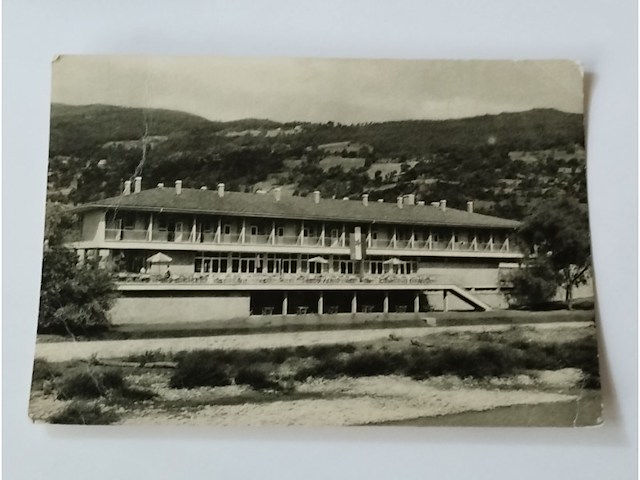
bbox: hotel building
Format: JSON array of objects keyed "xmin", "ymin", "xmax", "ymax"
[{"xmin": 69, "ymin": 177, "xmax": 523, "ymax": 324}]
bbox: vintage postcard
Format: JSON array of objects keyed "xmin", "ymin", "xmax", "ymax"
[{"xmin": 30, "ymin": 57, "xmax": 600, "ymax": 426}]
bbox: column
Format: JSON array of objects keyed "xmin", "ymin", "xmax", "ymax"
[
  {"xmin": 443, "ymin": 289, "xmax": 449, "ymax": 312},
  {"xmin": 148, "ymin": 213, "xmax": 154, "ymax": 241},
  {"xmin": 282, "ymin": 292, "xmax": 288, "ymax": 316},
  {"xmin": 318, "ymin": 292, "xmax": 324, "ymax": 315},
  {"xmin": 414, "ymin": 292, "xmax": 420, "ymax": 313},
  {"xmin": 383, "ymin": 292, "xmax": 389, "ymax": 313},
  {"xmin": 271, "ymin": 222, "xmax": 276, "ymax": 245},
  {"xmin": 240, "ymin": 219, "xmax": 246, "ymax": 244},
  {"xmin": 97, "ymin": 212, "xmax": 106, "ymax": 242},
  {"xmin": 351, "ymin": 291, "xmax": 357, "ymax": 314},
  {"xmin": 216, "ymin": 218, "xmax": 222, "ymax": 243}
]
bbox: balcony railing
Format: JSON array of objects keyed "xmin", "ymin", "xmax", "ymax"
[
  {"xmin": 115, "ymin": 272, "xmax": 436, "ymax": 285},
  {"xmin": 104, "ymin": 228, "xmax": 515, "ymax": 253}
]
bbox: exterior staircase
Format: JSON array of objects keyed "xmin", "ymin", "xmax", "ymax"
[{"xmin": 423, "ymin": 284, "xmax": 493, "ymax": 312}]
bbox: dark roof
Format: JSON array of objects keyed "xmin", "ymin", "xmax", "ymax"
[{"xmin": 73, "ymin": 188, "xmax": 520, "ymax": 229}]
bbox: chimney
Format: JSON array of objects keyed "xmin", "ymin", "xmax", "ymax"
[
  {"xmin": 417, "ymin": 201, "xmax": 425, "ymax": 206},
  {"xmin": 313, "ymin": 191, "xmax": 321, "ymax": 204},
  {"xmin": 430, "ymin": 202, "xmax": 439, "ymax": 207},
  {"xmin": 466, "ymin": 201, "xmax": 474, "ymax": 213},
  {"xmin": 397, "ymin": 196, "xmax": 403, "ymax": 209},
  {"xmin": 123, "ymin": 180, "xmax": 131, "ymax": 195},
  {"xmin": 175, "ymin": 180, "xmax": 183, "ymax": 195},
  {"xmin": 134, "ymin": 176, "xmax": 142, "ymax": 193},
  {"xmin": 362, "ymin": 194, "xmax": 369, "ymax": 206},
  {"xmin": 439, "ymin": 199, "xmax": 447, "ymax": 212},
  {"xmin": 200, "ymin": 186, "xmax": 208, "ymax": 190},
  {"xmin": 274, "ymin": 187, "xmax": 281, "ymax": 202},
  {"xmin": 157, "ymin": 183, "xmax": 164, "ymax": 188},
  {"xmin": 405, "ymin": 194, "xmax": 415, "ymax": 205},
  {"xmin": 217, "ymin": 183, "xmax": 225, "ymax": 198}
]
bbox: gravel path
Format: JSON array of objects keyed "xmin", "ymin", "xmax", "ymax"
[
  {"xmin": 119, "ymin": 375, "xmax": 578, "ymax": 426},
  {"xmin": 34, "ymin": 321, "xmax": 593, "ymax": 362}
]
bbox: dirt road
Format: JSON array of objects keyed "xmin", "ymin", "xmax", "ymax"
[{"xmin": 34, "ymin": 321, "xmax": 593, "ymax": 362}]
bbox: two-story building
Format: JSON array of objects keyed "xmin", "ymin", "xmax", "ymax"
[{"xmin": 69, "ymin": 177, "xmax": 523, "ymax": 324}]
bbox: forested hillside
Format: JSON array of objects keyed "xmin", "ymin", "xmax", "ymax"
[{"xmin": 47, "ymin": 103, "xmax": 587, "ymax": 220}]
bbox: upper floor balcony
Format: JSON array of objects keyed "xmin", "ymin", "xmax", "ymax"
[{"xmin": 104, "ymin": 227, "xmax": 517, "ymax": 255}]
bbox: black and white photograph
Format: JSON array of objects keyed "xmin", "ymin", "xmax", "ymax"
[{"xmin": 29, "ymin": 56, "xmax": 600, "ymax": 426}]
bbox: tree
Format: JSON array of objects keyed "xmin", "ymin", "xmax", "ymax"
[
  {"xmin": 518, "ymin": 196, "xmax": 591, "ymax": 309},
  {"xmin": 43, "ymin": 202, "xmax": 79, "ymax": 246},
  {"xmin": 38, "ymin": 206, "xmax": 117, "ymax": 335},
  {"xmin": 508, "ymin": 257, "xmax": 558, "ymax": 307}
]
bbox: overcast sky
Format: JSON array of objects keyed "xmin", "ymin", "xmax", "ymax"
[{"xmin": 51, "ymin": 56, "xmax": 583, "ymax": 123}]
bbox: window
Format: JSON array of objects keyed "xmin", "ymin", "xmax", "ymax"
[
  {"xmin": 240, "ymin": 258, "xmax": 256, "ymax": 273},
  {"xmin": 302, "ymin": 227, "xmax": 310, "ymax": 237},
  {"xmin": 370, "ymin": 261, "xmax": 384, "ymax": 274},
  {"xmin": 250, "ymin": 225, "xmax": 258, "ymax": 236},
  {"xmin": 266, "ymin": 258, "xmax": 278, "ymax": 273},
  {"xmin": 194, "ymin": 255, "xmax": 229, "ymax": 273},
  {"xmin": 432, "ymin": 233, "xmax": 439, "ymax": 243},
  {"xmin": 330, "ymin": 229, "xmax": 339, "ymax": 238},
  {"xmin": 339, "ymin": 260, "xmax": 354, "ymax": 274},
  {"xmin": 123, "ymin": 215, "xmax": 135, "ymax": 230},
  {"xmin": 277, "ymin": 227, "xmax": 285, "ymax": 237},
  {"xmin": 372, "ymin": 232, "xmax": 378, "ymax": 240},
  {"xmin": 282, "ymin": 258, "xmax": 297, "ymax": 274},
  {"xmin": 223, "ymin": 224, "xmax": 232, "ymax": 235},
  {"xmin": 309, "ymin": 262, "xmax": 322, "ymax": 274}
]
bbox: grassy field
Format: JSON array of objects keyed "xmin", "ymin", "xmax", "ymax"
[{"xmin": 30, "ymin": 321, "xmax": 601, "ymax": 426}]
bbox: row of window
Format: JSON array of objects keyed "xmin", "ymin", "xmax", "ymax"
[{"xmin": 194, "ymin": 254, "xmax": 417, "ymax": 275}]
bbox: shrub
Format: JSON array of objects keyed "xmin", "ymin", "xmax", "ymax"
[
  {"xmin": 100, "ymin": 370, "xmax": 125, "ymax": 390},
  {"xmin": 125, "ymin": 350, "xmax": 172, "ymax": 365},
  {"xmin": 31, "ymin": 359, "xmax": 62, "ymax": 384},
  {"xmin": 54, "ymin": 369, "xmax": 152, "ymax": 400},
  {"xmin": 49, "ymin": 401, "xmax": 119, "ymax": 425},
  {"xmin": 235, "ymin": 368, "xmax": 281, "ymax": 391},
  {"xmin": 342, "ymin": 351, "xmax": 407, "ymax": 377},
  {"xmin": 57, "ymin": 371, "xmax": 109, "ymax": 399},
  {"xmin": 170, "ymin": 350, "xmax": 231, "ymax": 389}
]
